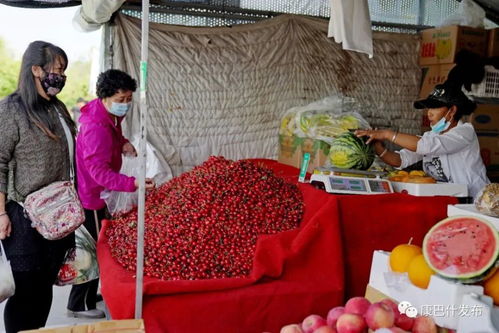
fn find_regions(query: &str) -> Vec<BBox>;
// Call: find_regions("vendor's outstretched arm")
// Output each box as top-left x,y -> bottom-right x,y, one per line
355,129 -> 420,151
373,141 -> 402,167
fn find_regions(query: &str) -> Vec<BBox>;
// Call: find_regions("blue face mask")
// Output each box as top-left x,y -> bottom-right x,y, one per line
430,110 -> 451,134
109,102 -> 131,117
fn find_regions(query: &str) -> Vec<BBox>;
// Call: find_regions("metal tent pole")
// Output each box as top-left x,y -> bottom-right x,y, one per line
135,0 -> 150,320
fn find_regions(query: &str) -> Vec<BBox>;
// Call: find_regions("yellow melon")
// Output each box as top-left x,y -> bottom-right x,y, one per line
408,254 -> 435,289
389,243 -> 422,273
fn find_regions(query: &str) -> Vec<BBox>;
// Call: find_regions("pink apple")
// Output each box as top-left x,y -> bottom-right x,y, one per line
344,297 -> 371,316
395,313 -> 414,331
302,314 -> 327,333
327,306 -> 346,328
412,316 -> 437,333
280,324 -> 304,333
379,299 -> 399,317
313,326 -> 336,333
373,328 -> 409,333
336,313 -> 367,333
364,302 -> 395,330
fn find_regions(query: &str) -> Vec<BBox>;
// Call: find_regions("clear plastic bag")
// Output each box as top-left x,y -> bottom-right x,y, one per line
279,95 -> 371,145
101,155 -> 140,217
0,241 -> 15,303
475,183 -> 499,217
55,225 -> 99,286
439,0 -> 485,28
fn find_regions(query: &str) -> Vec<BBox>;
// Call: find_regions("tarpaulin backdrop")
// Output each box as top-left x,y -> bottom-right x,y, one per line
112,13 -> 421,177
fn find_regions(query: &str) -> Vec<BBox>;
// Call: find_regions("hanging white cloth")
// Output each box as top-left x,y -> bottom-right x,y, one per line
328,0 -> 374,58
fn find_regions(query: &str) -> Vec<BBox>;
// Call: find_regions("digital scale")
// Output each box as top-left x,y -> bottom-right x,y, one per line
310,167 -> 394,195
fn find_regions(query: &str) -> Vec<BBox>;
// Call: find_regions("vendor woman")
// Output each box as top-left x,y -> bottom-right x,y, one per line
355,83 -> 490,199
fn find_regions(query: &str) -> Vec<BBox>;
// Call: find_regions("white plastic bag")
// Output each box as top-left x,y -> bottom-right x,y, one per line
101,156 -> 140,217
475,183 -> 499,217
0,241 -> 15,303
279,95 -> 371,145
55,225 -> 99,286
439,0 -> 485,28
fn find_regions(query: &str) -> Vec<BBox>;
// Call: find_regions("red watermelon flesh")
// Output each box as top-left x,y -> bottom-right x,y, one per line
423,216 -> 499,280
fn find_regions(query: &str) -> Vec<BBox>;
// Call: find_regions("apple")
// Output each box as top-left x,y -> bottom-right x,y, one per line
412,316 -> 437,333
344,297 -> 371,316
280,324 -> 305,333
302,314 -> 327,333
327,306 -> 345,328
336,313 -> 367,333
364,302 -> 395,330
313,326 -> 336,333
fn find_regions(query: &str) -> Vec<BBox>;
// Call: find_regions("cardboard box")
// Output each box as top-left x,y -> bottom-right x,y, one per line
19,319 -> 145,333
487,28 -> 499,57
471,104 -> 499,132
419,63 -> 455,98
277,134 -> 330,174
477,131 -> 499,171
419,25 -> 487,66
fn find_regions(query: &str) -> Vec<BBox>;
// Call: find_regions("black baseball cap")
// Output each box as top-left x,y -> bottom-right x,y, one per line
414,84 -> 473,110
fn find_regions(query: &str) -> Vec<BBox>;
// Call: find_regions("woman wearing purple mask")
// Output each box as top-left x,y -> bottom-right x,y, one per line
355,83 -> 489,199
0,41 -> 76,333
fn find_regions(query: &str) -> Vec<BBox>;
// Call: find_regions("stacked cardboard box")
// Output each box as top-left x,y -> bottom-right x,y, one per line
277,134 -> 330,174
418,25 -> 488,131
471,104 -> 499,181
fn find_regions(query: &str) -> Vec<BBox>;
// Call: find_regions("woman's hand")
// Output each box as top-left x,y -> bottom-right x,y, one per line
354,129 -> 393,145
122,142 -> 137,157
0,214 -> 11,240
134,178 -> 156,190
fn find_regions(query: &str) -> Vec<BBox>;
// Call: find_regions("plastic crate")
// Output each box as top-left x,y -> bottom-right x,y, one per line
471,65 -> 499,98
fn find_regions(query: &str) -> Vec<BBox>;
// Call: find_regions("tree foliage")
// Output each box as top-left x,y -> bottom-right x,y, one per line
0,38 -> 95,109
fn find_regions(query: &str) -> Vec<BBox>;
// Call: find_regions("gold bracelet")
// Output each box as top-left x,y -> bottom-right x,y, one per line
391,131 -> 398,143
379,148 -> 388,158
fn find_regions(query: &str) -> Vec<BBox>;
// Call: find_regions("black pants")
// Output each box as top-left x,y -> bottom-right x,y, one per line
3,202 -> 70,333
4,269 -> 58,333
67,208 -> 106,311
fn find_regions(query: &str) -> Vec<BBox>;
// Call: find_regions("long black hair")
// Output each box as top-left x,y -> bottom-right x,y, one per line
7,40 -> 76,139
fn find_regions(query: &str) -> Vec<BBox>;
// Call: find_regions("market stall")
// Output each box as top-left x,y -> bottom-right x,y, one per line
97,159 -> 457,332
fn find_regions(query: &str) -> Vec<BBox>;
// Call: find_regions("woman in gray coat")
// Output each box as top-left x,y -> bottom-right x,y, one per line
0,41 -> 76,333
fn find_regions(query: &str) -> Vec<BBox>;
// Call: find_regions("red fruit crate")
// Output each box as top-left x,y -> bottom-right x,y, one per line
471,65 -> 499,98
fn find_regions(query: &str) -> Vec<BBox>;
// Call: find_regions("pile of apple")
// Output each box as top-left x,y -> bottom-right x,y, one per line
280,297 -> 438,333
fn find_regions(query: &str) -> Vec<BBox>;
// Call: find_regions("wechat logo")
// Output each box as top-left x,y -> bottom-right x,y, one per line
398,301 -> 418,318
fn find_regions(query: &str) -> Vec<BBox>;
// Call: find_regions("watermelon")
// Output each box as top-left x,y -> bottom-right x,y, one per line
328,132 -> 374,170
423,216 -> 499,282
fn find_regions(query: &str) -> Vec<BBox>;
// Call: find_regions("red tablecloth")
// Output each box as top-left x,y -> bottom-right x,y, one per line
97,159 -> 458,332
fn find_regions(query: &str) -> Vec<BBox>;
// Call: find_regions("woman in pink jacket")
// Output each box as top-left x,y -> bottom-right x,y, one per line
67,69 -> 154,318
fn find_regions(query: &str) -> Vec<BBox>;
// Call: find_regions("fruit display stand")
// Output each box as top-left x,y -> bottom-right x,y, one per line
97,159 -> 458,332
446,204 -> 499,332
367,250 -> 484,330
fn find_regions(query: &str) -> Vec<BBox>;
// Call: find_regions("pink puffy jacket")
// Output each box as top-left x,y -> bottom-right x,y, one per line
76,98 -> 136,210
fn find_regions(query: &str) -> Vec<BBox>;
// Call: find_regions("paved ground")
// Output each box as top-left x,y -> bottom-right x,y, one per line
0,285 -> 107,332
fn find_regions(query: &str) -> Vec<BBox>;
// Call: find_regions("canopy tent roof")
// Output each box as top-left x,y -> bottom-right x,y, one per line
1,0 -> 499,25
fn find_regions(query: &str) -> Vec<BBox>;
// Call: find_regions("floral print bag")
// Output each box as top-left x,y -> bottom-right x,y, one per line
23,110 -> 84,240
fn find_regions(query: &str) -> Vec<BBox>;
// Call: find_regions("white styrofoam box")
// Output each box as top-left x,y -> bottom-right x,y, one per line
457,293 -> 499,333
368,250 -> 484,330
447,204 -> 499,230
390,181 -> 468,197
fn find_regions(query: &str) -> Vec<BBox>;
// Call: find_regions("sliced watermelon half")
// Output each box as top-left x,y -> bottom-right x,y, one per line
423,215 -> 499,282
